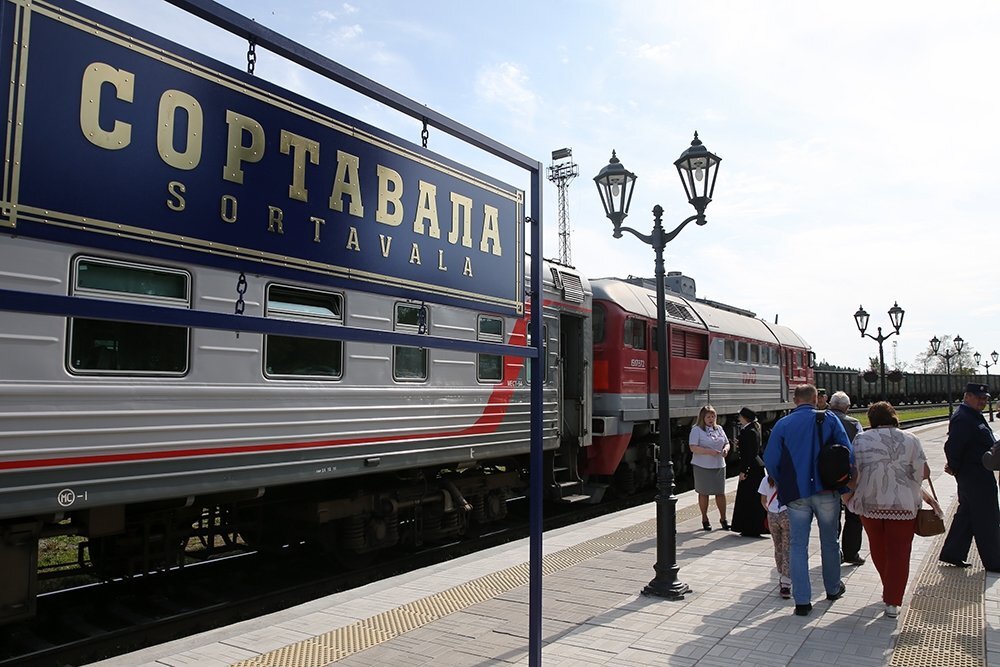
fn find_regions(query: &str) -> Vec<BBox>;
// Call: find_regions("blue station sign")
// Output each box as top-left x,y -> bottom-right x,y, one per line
0,0 -> 524,314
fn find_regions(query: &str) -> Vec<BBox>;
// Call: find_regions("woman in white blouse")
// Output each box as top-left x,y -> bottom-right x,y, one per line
689,405 -> 731,531
846,402 -> 942,619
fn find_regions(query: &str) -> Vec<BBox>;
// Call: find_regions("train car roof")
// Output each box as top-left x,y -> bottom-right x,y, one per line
591,278 -> 810,349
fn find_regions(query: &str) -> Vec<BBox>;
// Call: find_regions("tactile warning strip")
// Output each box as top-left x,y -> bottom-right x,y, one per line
230,499 -> 714,667
890,504 -> 985,667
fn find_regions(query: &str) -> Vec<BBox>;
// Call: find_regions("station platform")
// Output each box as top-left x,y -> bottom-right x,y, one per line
89,420 -> 1000,667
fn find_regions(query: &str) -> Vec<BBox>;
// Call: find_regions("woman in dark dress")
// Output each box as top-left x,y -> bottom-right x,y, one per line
731,407 -> 768,537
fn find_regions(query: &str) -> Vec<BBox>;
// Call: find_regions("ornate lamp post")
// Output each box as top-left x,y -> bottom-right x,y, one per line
594,132 -> 720,599
853,302 -> 904,400
974,350 -> 998,421
930,335 -> 964,416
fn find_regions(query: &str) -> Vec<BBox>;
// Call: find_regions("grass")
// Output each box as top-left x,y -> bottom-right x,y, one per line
853,405 -> 952,428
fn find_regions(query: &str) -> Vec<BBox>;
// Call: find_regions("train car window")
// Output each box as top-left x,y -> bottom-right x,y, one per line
393,303 -> 428,381
69,257 -> 189,375
797,351 -> 803,368
625,317 -> 646,349
477,315 -> 503,383
750,344 -> 760,363
724,340 -> 736,361
593,303 -> 606,344
737,341 -> 748,362
264,285 -> 343,379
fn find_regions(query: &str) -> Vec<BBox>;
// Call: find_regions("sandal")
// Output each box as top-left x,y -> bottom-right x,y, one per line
702,520 -> 712,531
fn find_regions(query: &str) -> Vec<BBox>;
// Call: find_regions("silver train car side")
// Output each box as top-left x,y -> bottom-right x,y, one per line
0,236 -> 593,623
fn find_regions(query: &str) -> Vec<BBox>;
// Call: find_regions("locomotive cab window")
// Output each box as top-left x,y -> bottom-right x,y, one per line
724,339 -> 736,361
69,257 -> 190,375
737,341 -> 748,362
477,315 -> 503,383
750,344 -> 760,363
625,317 -> 646,349
264,285 -> 343,379
394,303 -> 428,381
592,303 -> 606,344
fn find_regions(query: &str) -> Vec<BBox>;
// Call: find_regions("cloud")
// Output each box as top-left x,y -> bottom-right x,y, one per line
474,62 -> 537,127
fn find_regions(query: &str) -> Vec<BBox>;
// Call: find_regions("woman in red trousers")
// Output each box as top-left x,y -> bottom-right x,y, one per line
846,402 -> 942,619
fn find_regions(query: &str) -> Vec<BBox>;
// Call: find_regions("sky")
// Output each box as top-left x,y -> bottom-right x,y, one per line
73,0 -> 1000,371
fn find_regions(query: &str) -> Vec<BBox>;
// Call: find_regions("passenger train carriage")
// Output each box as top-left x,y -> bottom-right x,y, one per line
0,236 -> 595,623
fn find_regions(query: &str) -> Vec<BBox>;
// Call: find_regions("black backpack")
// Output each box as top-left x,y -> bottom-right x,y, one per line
816,411 -> 851,490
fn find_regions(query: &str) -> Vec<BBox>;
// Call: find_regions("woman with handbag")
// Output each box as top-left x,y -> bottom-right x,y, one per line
846,401 -> 943,619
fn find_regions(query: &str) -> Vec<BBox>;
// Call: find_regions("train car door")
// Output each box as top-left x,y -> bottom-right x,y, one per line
560,313 -> 590,447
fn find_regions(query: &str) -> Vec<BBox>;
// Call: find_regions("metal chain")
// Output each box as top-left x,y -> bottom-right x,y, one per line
421,118 -> 429,148
235,272 -> 248,315
417,303 -> 427,335
247,39 -> 257,75
234,272 -> 248,338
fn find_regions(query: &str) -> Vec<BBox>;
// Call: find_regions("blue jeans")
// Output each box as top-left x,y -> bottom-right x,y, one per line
787,492 -> 842,605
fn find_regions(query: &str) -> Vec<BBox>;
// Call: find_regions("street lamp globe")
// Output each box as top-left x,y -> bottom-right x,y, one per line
955,335 -> 965,353
593,151 -> 637,236
930,336 -> 941,354
854,306 -> 870,335
993,351 -> 999,364
888,302 -> 905,332
674,132 -> 720,220
976,352 -> 983,365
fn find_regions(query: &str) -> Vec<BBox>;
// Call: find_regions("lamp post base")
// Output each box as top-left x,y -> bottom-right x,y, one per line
642,577 -> 691,599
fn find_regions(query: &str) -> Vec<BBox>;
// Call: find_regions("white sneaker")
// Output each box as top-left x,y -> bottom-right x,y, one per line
885,604 -> 899,618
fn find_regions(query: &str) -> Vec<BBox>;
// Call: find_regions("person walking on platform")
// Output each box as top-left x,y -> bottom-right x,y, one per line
763,384 -> 852,616
847,402 -> 941,619
689,405 -> 731,531
828,391 -> 866,566
940,383 -> 1000,571
759,472 -> 791,598
731,407 -> 768,537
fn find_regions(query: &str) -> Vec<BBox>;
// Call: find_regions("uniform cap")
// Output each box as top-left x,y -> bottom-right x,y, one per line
965,383 -> 990,398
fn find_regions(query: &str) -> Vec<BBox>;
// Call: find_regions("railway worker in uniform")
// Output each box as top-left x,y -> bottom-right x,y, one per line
763,384 -> 852,616
731,407 -> 768,537
689,405 -> 731,531
828,391 -> 866,566
816,388 -> 829,411
940,383 -> 1000,571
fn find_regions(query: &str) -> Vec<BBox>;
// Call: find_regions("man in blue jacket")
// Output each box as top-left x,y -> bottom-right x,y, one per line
940,383 -> 1000,571
764,384 -> 852,616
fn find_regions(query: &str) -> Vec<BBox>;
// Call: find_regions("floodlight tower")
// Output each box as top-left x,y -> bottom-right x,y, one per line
548,148 -> 579,265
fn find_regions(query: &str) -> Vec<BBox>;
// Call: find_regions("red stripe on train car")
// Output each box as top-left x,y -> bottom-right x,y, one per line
0,321 -> 530,472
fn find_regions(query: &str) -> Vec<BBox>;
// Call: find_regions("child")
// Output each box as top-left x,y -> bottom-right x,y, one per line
759,472 -> 791,599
